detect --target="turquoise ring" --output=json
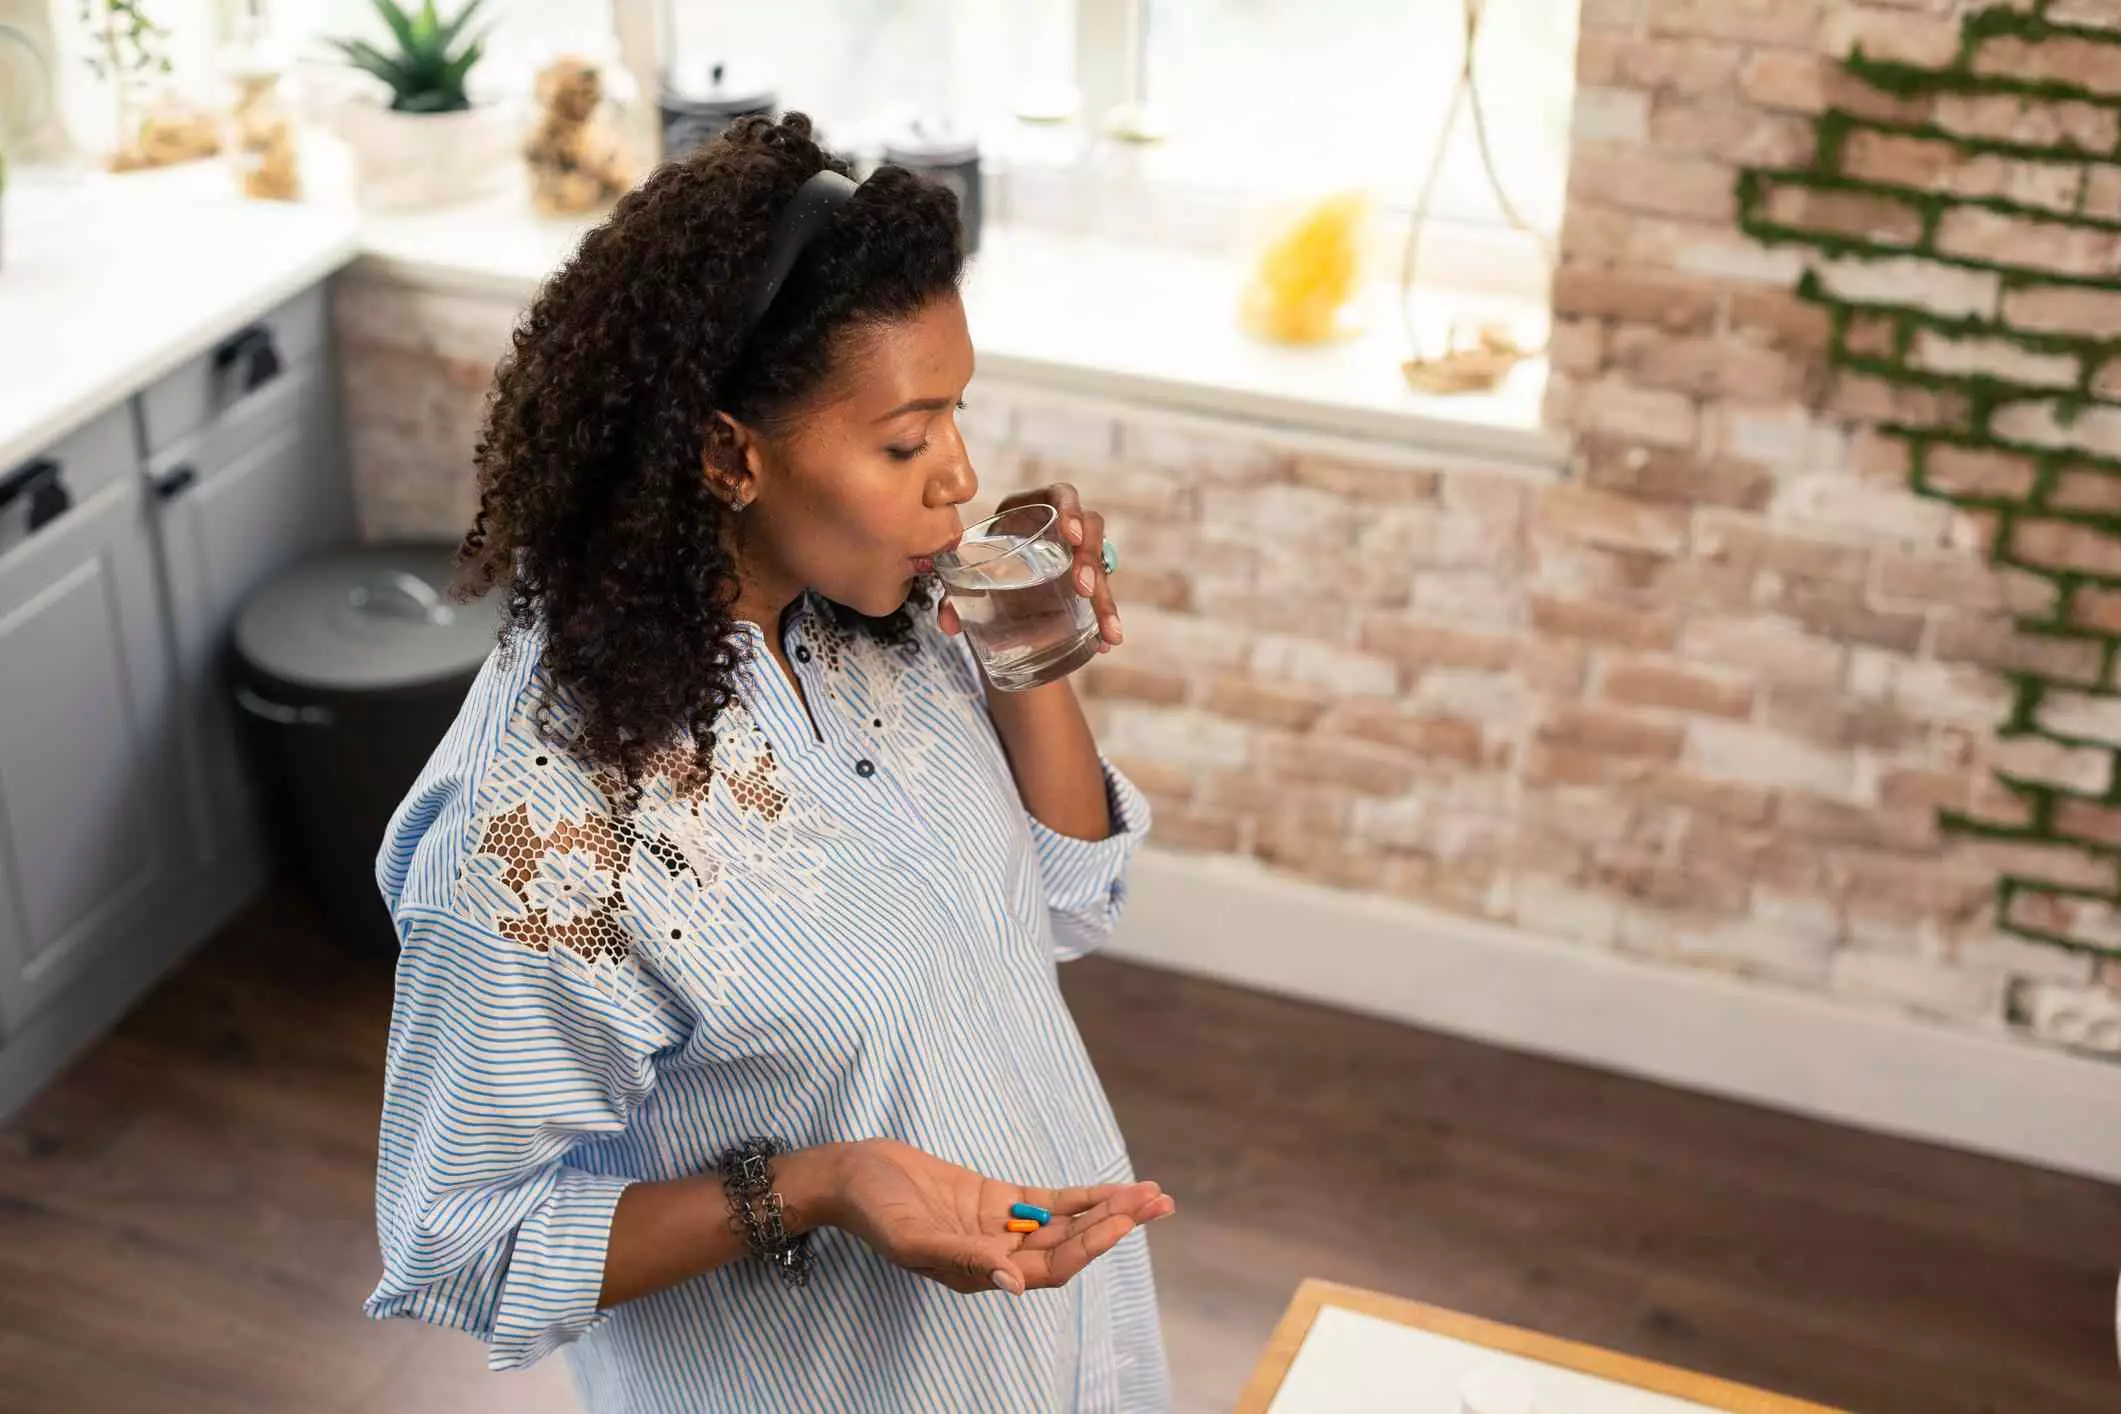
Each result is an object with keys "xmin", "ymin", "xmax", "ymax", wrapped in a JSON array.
[{"xmin": 1100, "ymin": 538, "xmax": 1119, "ymax": 577}]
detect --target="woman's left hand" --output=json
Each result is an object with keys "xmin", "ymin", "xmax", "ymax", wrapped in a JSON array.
[{"xmin": 938, "ymin": 483, "xmax": 1123, "ymax": 652}]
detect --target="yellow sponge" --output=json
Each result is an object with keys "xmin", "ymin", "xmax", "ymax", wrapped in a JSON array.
[{"xmin": 1240, "ymin": 191, "xmax": 1368, "ymax": 345}]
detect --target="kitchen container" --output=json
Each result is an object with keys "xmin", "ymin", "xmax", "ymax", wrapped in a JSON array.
[
  {"xmin": 230, "ymin": 544, "xmax": 497, "ymax": 953},
  {"xmin": 882, "ymin": 121, "xmax": 982, "ymax": 256},
  {"xmin": 659, "ymin": 59, "xmax": 775, "ymax": 160}
]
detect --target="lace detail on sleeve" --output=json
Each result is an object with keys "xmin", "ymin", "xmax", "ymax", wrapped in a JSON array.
[{"xmin": 457, "ymin": 686, "xmax": 721, "ymax": 975}]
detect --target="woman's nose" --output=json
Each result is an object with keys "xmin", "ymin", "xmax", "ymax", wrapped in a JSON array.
[{"xmin": 931, "ymin": 435, "xmax": 979, "ymax": 509}]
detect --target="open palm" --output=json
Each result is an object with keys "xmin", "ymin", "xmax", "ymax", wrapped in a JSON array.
[{"xmin": 832, "ymin": 1139, "xmax": 1175, "ymax": 1295}]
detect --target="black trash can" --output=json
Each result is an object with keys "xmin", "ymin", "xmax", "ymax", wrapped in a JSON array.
[{"xmin": 230, "ymin": 544, "xmax": 500, "ymax": 954}]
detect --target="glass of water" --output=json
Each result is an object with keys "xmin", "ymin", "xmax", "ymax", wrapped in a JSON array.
[{"xmin": 933, "ymin": 503, "xmax": 1101, "ymax": 692}]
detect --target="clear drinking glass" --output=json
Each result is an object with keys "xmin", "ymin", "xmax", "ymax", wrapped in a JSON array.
[{"xmin": 933, "ymin": 503, "xmax": 1101, "ymax": 692}]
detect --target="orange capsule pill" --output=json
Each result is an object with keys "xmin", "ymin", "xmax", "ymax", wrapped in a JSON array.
[{"xmin": 1005, "ymin": 1219, "xmax": 1041, "ymax": 1234}]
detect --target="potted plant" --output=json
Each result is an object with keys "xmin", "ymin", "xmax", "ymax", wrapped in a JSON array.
[
  {"xmin": 327, "ymin": 0, "xmax": 514, "ymax": 210},
  {"xmin": 75, "ymin": 0, "xmax": 218, "ymax": 171}
]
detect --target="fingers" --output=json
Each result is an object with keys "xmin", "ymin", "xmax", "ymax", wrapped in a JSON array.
[
  {"xmin": 1043, "ymin": 482, "xmax": 1087, "ymax": 546},
  {"xmin": 1018, "ymin": 1186, "xmax": 1171, "ymax": 1255},
  {"xmin": 906, "ymin": 1179, "xmax": 1176, "ymax": 1298},
  {"xmin": 937, "ymin": 595, "xmax": 962, "ymax": 636},
  {"xmin": 1002, "ymin": 1185, "xmax": 1175, "ymax": 1292},
  {"xmin": 1063, "ymin": 508, "xmax": 1121, "ymax": 650},
  {"xmin": 1012, "ymin": 1210, "xmax": 1141, "ymax": 1290},
  {"xmin": 1013, "ymin": 1180, "xmax": 1142, "ymax": 1217}
]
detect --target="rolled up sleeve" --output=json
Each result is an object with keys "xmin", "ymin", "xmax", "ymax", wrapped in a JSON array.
[
  {"xmin": 365, "ymin": 905, "xmax": 686, "ymax": 1370},
  {"xmin": 1028, "ymin": 759, "xmax": 1152, "ymax": 961}
]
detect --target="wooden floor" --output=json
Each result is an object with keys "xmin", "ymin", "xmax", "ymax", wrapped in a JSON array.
[{"xmin": 0, "ymin": 892, "xmax": 2115, "ymax": 1414}]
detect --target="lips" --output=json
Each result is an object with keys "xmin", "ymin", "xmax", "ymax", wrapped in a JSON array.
[{"xmin": 910, "ymin": 534, "xmax": 961, "ymax": 577}]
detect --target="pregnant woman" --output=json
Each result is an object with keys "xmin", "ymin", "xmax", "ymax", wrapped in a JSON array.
[{"xmin": 365, "ymin": 114, "xmax": 1173, "ymax": 1412}]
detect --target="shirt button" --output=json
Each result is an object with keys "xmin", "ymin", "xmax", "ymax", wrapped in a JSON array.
[
  {"xmin": 794, "ymin": 645, "xmax": 813, "ymax": 664},
  {"xmin": 855, "ymin": 759, "xmax": 877, "ymax": 778}
]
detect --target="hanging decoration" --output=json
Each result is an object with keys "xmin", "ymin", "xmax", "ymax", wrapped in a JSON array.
[{"xmin": 1399, "ymin": 0, "xmax": 1555, "ymax": 395}]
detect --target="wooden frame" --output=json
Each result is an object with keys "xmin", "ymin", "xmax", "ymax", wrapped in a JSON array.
[{"xmin": 1238, "ymin": 1280, "xmax": 1849, "ymax": 1414}]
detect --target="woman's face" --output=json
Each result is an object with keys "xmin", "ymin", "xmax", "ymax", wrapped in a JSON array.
[{"xmin": 730, "ymin": 293, "xmax": 979, "ymax": 620}]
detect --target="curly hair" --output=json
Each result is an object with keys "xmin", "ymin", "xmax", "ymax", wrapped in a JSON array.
[{"xmin": 458, "ymin": 113, "xmax": 967, "ymax": 801}]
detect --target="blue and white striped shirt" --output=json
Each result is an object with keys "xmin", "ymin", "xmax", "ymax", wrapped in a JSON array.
[{"xmin": 366, "ymin": 595, "xmax": 1169, "ymax": 1412}]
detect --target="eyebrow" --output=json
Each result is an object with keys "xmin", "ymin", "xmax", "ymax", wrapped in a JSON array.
[{"xmin": 872, "ymin": 396, "xmax": 958, "ymax": 422}]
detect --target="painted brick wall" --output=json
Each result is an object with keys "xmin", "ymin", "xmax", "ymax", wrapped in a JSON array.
[{"xmin": 338, "ymin": 0, "xmax": 2121, "ymax": 1058}]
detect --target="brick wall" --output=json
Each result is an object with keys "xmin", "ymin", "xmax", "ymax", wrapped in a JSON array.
[
  {"xmin": 339, "ymin": 0, "xmax": 2121, "ymax": 1058},
  {"xmin": 1541, "ymin": 0, "xmax": 2121, "ymax": 1054}
]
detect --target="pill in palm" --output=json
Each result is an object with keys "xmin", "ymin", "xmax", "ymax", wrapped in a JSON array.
[
  {"xmin": 1010, "ymin": 1202, "xmax": 1051, "ymax": 1224},
  {"xmin": 1006, "ymin": 1219, "xmax": 1041, "ymax": 1234}
]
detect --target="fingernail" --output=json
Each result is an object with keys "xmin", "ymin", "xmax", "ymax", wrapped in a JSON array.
[
  {"xmin": 991, "ymin": 1268, "xmax": 1023, "ymax": 1296},
  {"xmin": 1067, "ymin": 517, "xmax": 1084, "ymax": 543},
  {"xmin": 1076, "ymin": 565, "xmax": 1095, "ymax": 594},
  {"xmin": 1108, "ymin": 615, "xmax": 1124, "ymax": 644}
]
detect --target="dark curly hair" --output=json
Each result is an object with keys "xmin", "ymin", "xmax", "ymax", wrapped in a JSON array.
[{"xmin": 458, "ymin": 113, "xmax": 967, "ymax": 800}]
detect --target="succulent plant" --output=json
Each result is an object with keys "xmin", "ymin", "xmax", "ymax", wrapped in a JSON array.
[
  {"xmin": 76, "ymin": 0, "xmax": 171, "ymax": 85},
  {"xmin": 329, "ymin": 0, "xmax": 486, "ymax": 115}
]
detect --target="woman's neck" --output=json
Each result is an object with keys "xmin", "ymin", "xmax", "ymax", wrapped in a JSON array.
[
  {"xmin": 728, "ymin": 537, "xmax": 804, "ymax": 639},
  {"xmin": 730, "ymin": 567, "xmax": 823, "ymax": 741}
]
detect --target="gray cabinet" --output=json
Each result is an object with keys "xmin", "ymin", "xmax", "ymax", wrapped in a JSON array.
[
  {"xmin": 151, "ymin": 353, "xmax": 354, "ymax": 884},
  {"xmin": 0, "ymin": 408, "xmax": 183, "ymax": 1031},
  {"xmin": 0, "ymin": 280, "xmax": 353, "ymax": 1110}
]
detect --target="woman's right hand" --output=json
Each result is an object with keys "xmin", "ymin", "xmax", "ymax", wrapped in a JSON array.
[{"xmin": 799, "ymin": 1138, "xmax": 1175, "ymax": 1296}]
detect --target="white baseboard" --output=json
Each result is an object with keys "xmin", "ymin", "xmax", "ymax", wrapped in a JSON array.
[{"xmin": 1107, "ymin": 850, "xmax": 2121, "ymax": 1184}]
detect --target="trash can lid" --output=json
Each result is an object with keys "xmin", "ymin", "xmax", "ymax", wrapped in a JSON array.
[{"xmin": 234, "ymin": 543, "xmax": 501, "ymax": 694}]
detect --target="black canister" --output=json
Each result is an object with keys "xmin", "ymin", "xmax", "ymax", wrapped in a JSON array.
[
  {"xmin": 659, "ymin": 60, "xmax": 776, "ymax": 160},
  {"xmin": 882, "ymin": 123, "xmax": 983, "ymax": 256}
]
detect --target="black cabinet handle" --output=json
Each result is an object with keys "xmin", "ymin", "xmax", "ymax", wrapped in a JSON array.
[
  {"xmin": 213, "ymin": 324, "xmax": 283, "ymax": 393},
  {"xmin": 155, "ymin": 464, "xmax": 198, "ymax": 501},
  {"xmin": 0, "ymin": 458, "xmax": 69, "ymax": 532}
]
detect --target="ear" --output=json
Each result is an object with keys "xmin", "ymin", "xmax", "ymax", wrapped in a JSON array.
[{"xmin": 706, "ymin": 411, "xmax": 765, "ymax": 510}]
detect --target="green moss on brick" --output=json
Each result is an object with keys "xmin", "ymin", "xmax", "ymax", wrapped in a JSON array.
[{"xmin": 1733, "ymin": 3, "xmax": 2121, "ymax": 970}]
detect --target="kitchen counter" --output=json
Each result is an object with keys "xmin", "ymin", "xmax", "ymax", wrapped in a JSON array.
[{"xmin": 0, "ymin": 166, "xmax": 361, "ymax": 472}]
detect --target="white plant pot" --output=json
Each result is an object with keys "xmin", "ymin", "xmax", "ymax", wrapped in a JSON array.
[{"xmin": 335, "ymin": 99, "xmax": 517, "ymax": 211}]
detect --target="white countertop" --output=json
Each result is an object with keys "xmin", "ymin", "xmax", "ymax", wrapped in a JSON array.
[
  {"xmin": 356, "ymin": 188, "xmax": 1566, "ymax": 470},
  {"xmin": 0, "ymin": 165, "xmax": 361, "ymax": 471}
]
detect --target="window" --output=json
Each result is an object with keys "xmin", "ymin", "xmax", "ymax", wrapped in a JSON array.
[
  {"xmin": 1139, "ymin": 0, "xmax": 1577, "ymax": 234},
  {"xmin": 657, "ymin": 0, "xmax": 1574, "ymax": 245},
  {"xmin": 662, "ymin": 0, "xmax": 1073, "ymax": 156},
  {"xmin": 47, "ymin": 0, "xmax": 1573, "ymax": 302}
]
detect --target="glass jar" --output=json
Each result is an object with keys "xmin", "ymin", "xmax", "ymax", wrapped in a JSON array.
[
  {"xmin": 219, "ymin": 4, "xmax": 300, "ymax": 200},
  {"xmin": 229, "ymin": 67, "xmax": 299, "ymax": 200}
]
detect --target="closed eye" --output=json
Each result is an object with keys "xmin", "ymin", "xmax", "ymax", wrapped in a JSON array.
[{"xmin": 885, "ymin": 401, "xmax": 969, "ymax": 461}]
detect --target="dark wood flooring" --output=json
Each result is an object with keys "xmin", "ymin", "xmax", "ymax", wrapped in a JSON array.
[{"xmin": 0, "ymin": 892, "xmax": 2113, "ymax": 1413}]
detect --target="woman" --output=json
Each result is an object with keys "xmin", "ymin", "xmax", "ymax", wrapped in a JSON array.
[{"xmin": 364, "ymin": 114, "xmax": 1174, "ymax": 1412}]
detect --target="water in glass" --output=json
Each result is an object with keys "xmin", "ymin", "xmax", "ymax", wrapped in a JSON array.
[{"xmin": 939, "ymin": 532, "xmax": 1100, "ymax": 692}]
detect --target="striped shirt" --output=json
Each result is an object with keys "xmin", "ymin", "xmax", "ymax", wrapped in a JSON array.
[{"xmin": 366, "ymin": 594, "xmax": 1169, "ymax": 1413}]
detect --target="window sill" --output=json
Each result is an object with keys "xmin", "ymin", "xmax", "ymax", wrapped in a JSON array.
[{"xmin": 353, "ymin": 191, "xmax": 1566, "ymax": 472}]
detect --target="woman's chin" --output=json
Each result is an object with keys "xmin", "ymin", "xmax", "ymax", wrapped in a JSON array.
[{"xmin": 840, "ymin": 577, "xmax": 927, "ymax": 621}]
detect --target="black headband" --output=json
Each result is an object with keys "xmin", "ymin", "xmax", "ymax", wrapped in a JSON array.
[{"xmin": 738, "ymin": 169, "xmax": 861, "ymax": 336}]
